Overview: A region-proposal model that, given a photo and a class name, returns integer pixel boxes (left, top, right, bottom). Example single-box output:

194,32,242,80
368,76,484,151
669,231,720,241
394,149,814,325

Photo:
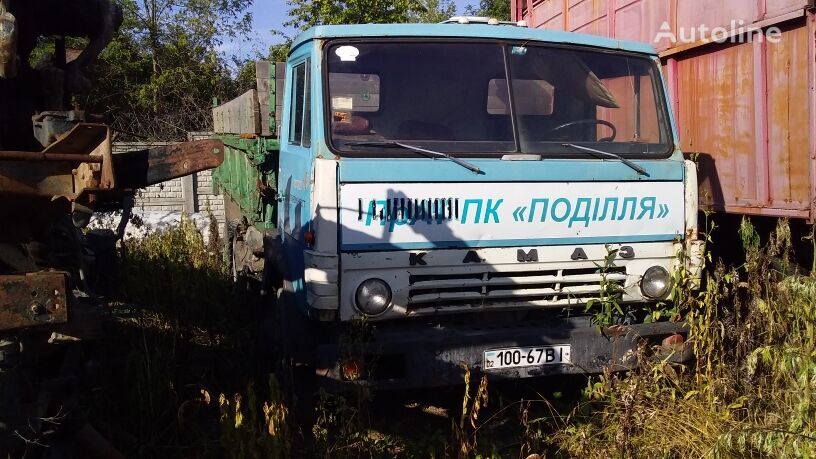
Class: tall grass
90,215,292,457
96,215,816,458
552,219,816,458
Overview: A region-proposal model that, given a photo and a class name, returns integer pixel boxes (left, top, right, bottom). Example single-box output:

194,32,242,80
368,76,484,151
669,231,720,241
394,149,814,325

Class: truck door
278,46,314,311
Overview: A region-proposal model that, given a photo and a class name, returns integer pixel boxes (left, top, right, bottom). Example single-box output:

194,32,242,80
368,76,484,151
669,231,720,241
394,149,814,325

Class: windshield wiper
346,141,482,175
562,143,650,177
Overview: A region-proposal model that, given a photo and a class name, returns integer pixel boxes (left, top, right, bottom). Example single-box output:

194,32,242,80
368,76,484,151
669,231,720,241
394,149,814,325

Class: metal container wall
513,0,816,219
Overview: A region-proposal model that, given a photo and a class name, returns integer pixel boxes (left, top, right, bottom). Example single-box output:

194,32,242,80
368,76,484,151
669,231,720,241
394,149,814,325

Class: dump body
212,62,282,233
514,0,816,220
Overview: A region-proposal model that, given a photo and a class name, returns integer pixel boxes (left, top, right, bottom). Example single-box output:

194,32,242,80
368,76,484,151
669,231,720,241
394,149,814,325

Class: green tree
118,0,251,82
409,0,457,23
233,57,259,93
271,0,458,63
283,0,425,31
86,0,253,140
268,42,290,62
464,0,510,20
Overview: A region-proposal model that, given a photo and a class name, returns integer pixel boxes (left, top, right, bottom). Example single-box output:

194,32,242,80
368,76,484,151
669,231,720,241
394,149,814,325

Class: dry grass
552,218,816,458
93,215,816,458
89,215,292,457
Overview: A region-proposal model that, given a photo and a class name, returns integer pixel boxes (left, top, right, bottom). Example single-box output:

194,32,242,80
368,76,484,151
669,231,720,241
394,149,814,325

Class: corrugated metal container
513,0,816,220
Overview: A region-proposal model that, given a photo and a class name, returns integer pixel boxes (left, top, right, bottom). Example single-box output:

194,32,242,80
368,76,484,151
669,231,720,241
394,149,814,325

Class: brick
114,140,227,222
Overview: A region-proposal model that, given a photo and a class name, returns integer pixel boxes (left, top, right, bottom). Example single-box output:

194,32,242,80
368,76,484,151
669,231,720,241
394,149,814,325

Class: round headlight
641,266,672,300
355,278,392,316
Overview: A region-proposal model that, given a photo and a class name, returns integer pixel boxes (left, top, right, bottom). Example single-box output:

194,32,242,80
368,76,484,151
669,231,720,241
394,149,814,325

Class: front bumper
338,240,704,321
315,315,691,390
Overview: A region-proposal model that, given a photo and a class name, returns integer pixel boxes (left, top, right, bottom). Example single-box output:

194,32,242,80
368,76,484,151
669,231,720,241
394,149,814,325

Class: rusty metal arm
112,139,225,189
1,123,225,246
1,123,224,205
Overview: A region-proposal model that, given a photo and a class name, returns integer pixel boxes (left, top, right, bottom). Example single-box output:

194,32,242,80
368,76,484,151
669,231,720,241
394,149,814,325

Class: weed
310,389,404,458
218,376,290,458
452,364,490,457
584,246,626,327
90,214,293,457
94,211,816,458
553,218,816,458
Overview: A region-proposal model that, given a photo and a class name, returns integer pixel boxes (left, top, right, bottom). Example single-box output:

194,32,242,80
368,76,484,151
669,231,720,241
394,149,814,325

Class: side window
288,60,311,146
302,61,311,147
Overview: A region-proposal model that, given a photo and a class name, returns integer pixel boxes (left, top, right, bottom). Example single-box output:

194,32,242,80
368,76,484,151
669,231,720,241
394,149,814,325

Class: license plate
483,345,571,370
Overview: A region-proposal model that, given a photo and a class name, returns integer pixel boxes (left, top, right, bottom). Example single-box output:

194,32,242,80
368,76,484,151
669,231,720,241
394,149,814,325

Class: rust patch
145,139,225,184
0,272,69,332
46,123,114,191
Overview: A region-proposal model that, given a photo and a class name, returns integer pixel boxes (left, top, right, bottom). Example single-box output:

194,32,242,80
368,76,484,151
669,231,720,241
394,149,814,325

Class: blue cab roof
290,23,657,56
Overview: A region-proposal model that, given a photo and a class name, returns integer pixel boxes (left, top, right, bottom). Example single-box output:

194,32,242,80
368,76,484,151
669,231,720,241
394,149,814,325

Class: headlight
355,278,392,316
641,266,672,300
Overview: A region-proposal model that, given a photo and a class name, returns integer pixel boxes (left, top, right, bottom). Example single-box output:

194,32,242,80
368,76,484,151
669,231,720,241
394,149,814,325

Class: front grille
407,266,627,311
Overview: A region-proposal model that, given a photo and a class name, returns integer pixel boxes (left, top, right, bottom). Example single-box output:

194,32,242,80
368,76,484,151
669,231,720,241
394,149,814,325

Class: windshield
326,41,672,157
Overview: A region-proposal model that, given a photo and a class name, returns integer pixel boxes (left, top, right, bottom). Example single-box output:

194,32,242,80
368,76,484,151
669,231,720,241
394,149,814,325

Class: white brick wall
113,139,226,230
195,170,226,217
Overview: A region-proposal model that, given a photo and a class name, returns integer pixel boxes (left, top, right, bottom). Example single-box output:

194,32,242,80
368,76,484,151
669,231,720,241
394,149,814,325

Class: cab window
289,60,311,147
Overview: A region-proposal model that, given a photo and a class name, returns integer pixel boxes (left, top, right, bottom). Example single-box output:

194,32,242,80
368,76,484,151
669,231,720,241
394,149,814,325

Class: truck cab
215,21,703,389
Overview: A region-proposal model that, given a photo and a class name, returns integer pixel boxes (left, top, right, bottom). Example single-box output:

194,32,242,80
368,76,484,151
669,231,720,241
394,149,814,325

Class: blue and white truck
213,18,704,390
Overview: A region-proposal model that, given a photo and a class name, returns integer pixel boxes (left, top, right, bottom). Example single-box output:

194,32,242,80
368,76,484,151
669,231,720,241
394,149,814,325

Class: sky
229,0,477,57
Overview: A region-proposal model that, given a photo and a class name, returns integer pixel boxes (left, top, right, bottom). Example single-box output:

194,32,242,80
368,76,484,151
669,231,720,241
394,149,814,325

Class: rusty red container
513,0,816,220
